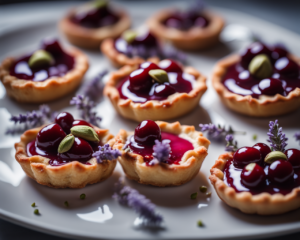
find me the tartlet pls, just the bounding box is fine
[104,59,207,122]
[212,42,300,117]
[0,40,89,103]
[112,120,210,187]
[15,112,116,189]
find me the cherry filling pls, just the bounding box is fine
[27,112,101,166]
[224,143,300,195]
[70,4,119,28]
[10,39,74,82]
[222,42,300,98]
[117,60,195,103]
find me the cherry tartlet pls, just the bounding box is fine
[112,120,210,187]
[210,143,300,215]
[104,59,207,122]
[212,42,300,117]
[147,6,224,51]
[0,39,88,103]
[59,0,130,49]
[14,112,115,188]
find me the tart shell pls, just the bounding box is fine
[59,8,130,49]
[104,60,207,122]
[209,152,300,215]
[15,126,116,189]
[112,121,210,187]
[147,9,224,51]
[212,54,300,117]
[0,47,89,103]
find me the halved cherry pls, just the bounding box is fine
[233,147,261,168]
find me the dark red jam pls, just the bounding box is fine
[224,144,300,195]
[27,112,100,166]
[222,42,300,98]
[70,4,119,28]
[117,60,195,103]
[10,39,74,82]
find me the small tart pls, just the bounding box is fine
[59,7,130,49]
[104,60,207,122]
[147,8,224,51]
[15,126,115,189]
[209,152,300,215]
[112,121,210,187]
[0,47,88,103]
[212,54,300,117]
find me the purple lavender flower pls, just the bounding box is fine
[70,95,101,127]
[151,140,171,165]
[113,179,163,225]
[225,134,238,152]
[295,132,300,145]
[267,120,288,152]
[83,70,108,101]
[92,144,121,163]
[199,123,244,141]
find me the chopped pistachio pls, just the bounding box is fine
[149,69,169,84]
[58,134,75,154]
[253,134,257,140]
[70,125,100,142]
[206,192,212,197]
[191,192,197,199]
[64,201,69,207]
[31,202,36,207]
[28,49,54,69]
[199,186,207,193]
[245,163,256,172]
[34,209,39,215]
[80,194,86,200]
[197,220,204,227]
[249,54,272,79]
[264,151,287,164]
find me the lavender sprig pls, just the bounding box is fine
[70,95,101,127]
[82,70,108,101]
[92,144,121,164]
[150,140,171,165]
[295,132,300,145]
[113,179,163,226]
[199,123,245,141]
[267,120,288,152]
[225,134,238,152]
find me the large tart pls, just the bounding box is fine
[15,112,116,188]
[0,39,89,103]
[104,59,207,122]
[212,42,300,117]
[59,0,130,49]
[112,120,210,187]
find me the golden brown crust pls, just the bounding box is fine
[112,121,210,187]
[0,47,89,103]
[59,8,130,49]
[147,9,224,51]
[211,54,300,117]
[104,59,207,122]
[209,153,300,215]
[15,126,116,189]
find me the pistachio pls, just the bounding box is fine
[245,163,256,171]
[122,30,138,44]
[28,49,54,69]
[149,69,169,83]
[264,151,287,164]
[248,54,272,79]
[93,0,107,9]
[58,134,75,154]
[70,125,100,142]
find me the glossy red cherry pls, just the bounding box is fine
[55,112,74,133]
[72,120,92,127]
[139,62,160,72]
[165,16,183,29]
[158,59,183,73]
[134,120,161,145]
[128,68,153,92]
[241,163,266,188]
[233,147,261,168]
[258,78,284,96]
[271,46,288,60]
[285,148,300,168]
[194,16,209,28]
[58,137,93,161]
[268,160,294,184]
[42,39,63,57]
[274,57,299,77]
[132,31,157,47]
[36,123,66,152]
[253,143,271,160]
[153,83,176,97]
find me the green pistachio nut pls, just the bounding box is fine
[58,134,75,154]
[248,54,272,79]
[122,30,138,44]
[28,49,54,69]
[93,0,107,9]
[70,125,100,142]
[264,151,287,164]
[149,69,169,84]
[245,162,256,171]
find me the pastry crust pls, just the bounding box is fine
[15,126,116,189]
[0,47,89,103]
[212,54,300,117]
[147,9,224,51]
[209,153,300,215]
[112,121,210,187]
[59,7,130,49]
[104,60,207,122]
[101,38,160,68]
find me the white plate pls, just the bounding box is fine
[0,1,300,239]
